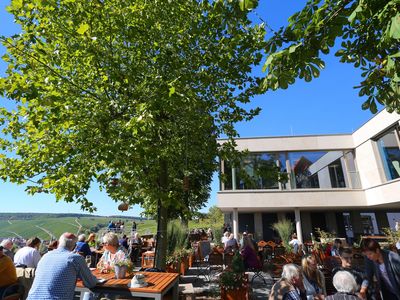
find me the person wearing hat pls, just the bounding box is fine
[27,232,98,300]
[0,245,18,296]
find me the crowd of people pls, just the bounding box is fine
[0,220,148,299]
[270,238,400,300]
[3,222,400,299]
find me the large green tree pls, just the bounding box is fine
[0,0,265,268]
[262,0,400,113]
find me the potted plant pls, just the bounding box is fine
[272,219,294,253]
[113,258,132,279]
[219,251,249,300]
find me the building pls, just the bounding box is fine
[217,110,400,243]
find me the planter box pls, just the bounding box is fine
[221,286,249,300]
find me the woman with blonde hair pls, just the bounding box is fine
[97,232,127,273]
[302,254,326,299]
[87,233,96,248]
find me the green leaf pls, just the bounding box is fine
[239,0,258,11]
[348,4,362,23]
[77,23,90,35]
[10,0,23,10]
[168,86,175,97]
[389,14,400,39]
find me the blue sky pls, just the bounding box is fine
[0,1,376,216]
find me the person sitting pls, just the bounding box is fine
[361,238,400,300]
[269,263,305,300]
[0,246,18,297]
[332,247,367,296]
[27,233,98,300]
[224,234,239,253]
[14,237,41,268]
[0,239,14,260]
[75,234,92,257]
[97,232,128,272]
[326,271,359,300]
[87,233,96,248]
[241,236,262,270]
[331,239,342,256]
[302,254,326,300]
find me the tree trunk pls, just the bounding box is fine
[155,160,168,270]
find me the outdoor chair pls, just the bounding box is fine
[194,241,212,281]
[208,252,224,279]
[223,252,234,270]
[141,251,155,269]
[274,245,286,257]
[263,245,274,261]
[247,253,266,285]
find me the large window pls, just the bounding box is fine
[376,126,400,181]
[236,153,286,190]
[221,150,352,190]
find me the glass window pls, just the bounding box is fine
[329,159,346,188]
[235,152,286,190]
[289,151,326,188]
[376,127,400,181]
[289,151,348,189]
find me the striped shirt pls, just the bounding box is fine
[27,247,98,300]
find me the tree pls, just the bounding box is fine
[0,0,265,268]
[261,0,400,113]
[208,205,224,227]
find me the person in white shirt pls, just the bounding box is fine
[289,233,301,254]
[14,237,41,268]
[221,231,230,246]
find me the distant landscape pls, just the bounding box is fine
[0,212,216,240]
[0,213,156,240]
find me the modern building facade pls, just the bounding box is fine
[217,110,400,243]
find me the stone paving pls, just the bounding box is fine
[179,267,273,299]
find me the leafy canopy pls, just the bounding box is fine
[262,0,400,113]
[0,0,265,214]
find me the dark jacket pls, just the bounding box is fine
[365,249,400,300]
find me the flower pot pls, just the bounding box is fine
[221,286,248,300]
[114,265,128,279]
[188,253,194,268]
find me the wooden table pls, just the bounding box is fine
[76,269,179,300]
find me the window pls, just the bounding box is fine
[235,152,286,190]
[376,126,400,181]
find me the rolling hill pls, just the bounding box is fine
[0,213,156,240]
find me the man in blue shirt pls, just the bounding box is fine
[75,234,92,258]
[27,232,98,300]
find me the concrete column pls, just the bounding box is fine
[254,212,263,241]
[295,208,303,243]
[232,167,236,190]
[220,160,225,190]
[233,208,239,240]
